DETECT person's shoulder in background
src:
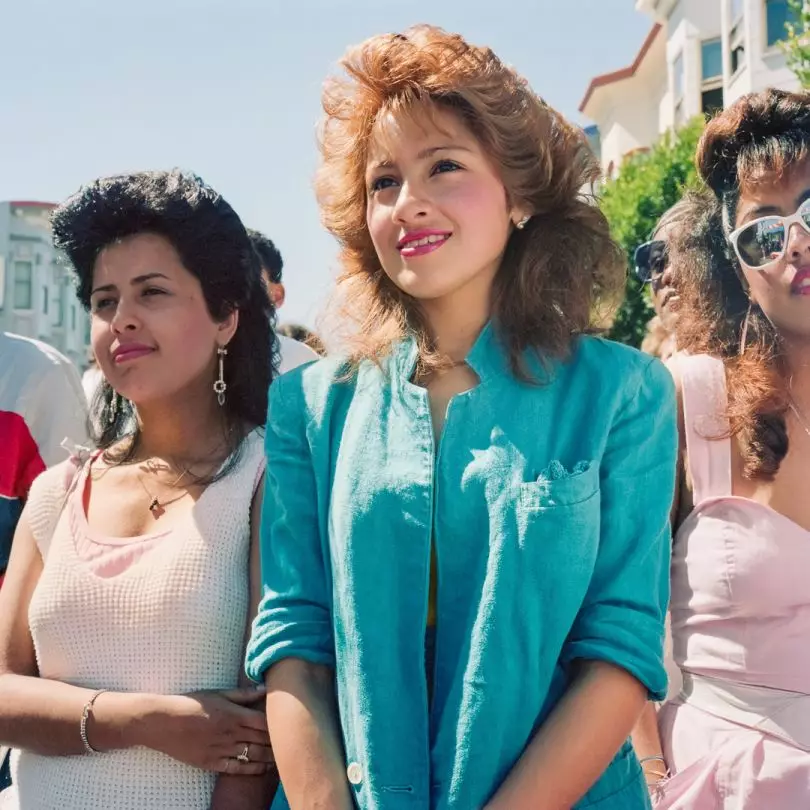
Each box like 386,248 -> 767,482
0,331 -> 89,466
277,334 -> 321,375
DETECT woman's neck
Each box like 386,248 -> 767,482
132,392 -> 234,466
421,291 -> 492,363
784,338 -> 810,406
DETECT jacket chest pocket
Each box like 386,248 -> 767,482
519,460 -> 599,510
514,461 -> 601,577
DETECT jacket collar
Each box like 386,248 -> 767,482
391,321 -> 511,384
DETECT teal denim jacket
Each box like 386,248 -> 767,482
246,325 -> 677,810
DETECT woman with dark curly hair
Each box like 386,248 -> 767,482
246,26 -> 677,810
636,89 -> 810,808
0,170 -> 288,809
636,198 -> 695,361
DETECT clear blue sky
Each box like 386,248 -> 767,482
0,0 -> 650,329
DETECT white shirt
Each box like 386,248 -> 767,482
0,332 -> 88,465
278,335 -> 319,374
81,366 -> 104,405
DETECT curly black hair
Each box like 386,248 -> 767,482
52,169 -> 277,469
247,228 -> 284,285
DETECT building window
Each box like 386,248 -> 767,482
702,39 -> 723,81
766,0 -> 800,48
702,86 -> 725,116
71,305 -> 77,331
729,0 -> 746,52
42,286 -> 48,315
701,39 -> 724,116
728,0 -> 747,76
13,261 -> 33,310
54,280 -> 64,326
731,41 -> 747,73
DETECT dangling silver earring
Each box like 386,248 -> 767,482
739,302 -> 753,356
214,347 -> 228,406
516,215 -> 531,230
109,391 -> 119,425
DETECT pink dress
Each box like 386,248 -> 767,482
655,354 -> 810,808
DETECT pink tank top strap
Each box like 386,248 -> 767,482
676,352 -> 732,503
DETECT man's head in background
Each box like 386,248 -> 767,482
277,322 -> 325,356
247,228 -> 285,309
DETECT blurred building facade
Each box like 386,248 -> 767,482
0,201 -> 90,369
581,0 -> 803,174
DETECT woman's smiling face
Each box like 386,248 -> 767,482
365,105 -> 521,308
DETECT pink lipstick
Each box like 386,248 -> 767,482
396,230 -> 451,258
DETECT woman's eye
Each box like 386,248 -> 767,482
370,176 -> 398,193
432,159 -> 461,175
92,298 -> 115,312
143,287 -> 166,297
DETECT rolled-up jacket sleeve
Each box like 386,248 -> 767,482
245,371 -> 334,683
561,357 -> 677,701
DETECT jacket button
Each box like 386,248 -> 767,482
347,762 -> 363,785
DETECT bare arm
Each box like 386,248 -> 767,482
0,510 -> 150,754
631,355 -> 689,784
210,476 -> 280,809
266,658 -> 352,810
0,507 -> 272,775
485,661 -> 647,810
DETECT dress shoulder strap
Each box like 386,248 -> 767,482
25,458 -> 80,559
676,353 -> 732,503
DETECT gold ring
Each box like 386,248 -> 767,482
236,744 -> 250,764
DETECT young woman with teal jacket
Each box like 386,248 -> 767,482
246,25 -> 678,810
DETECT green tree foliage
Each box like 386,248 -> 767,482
784,0 -> 810,87
599,117 -> 705,348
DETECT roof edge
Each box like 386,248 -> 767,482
7,200 -> 58,210
579,23 -> 662,114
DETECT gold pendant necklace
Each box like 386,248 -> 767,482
139,464 -> 190,516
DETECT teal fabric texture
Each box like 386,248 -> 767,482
247,324 -> 678,810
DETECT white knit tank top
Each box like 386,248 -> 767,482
4,430 -> 265,810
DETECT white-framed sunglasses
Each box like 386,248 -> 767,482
728,198 -> 810,269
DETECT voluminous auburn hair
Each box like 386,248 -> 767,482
316,25 -> 625,376
678,89 -> 810,479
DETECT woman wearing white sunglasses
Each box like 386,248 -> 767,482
632,88 -> 810,809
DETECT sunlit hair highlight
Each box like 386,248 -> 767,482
316,25 -> 625,376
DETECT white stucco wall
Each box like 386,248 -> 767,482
583,28 -> 667,174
